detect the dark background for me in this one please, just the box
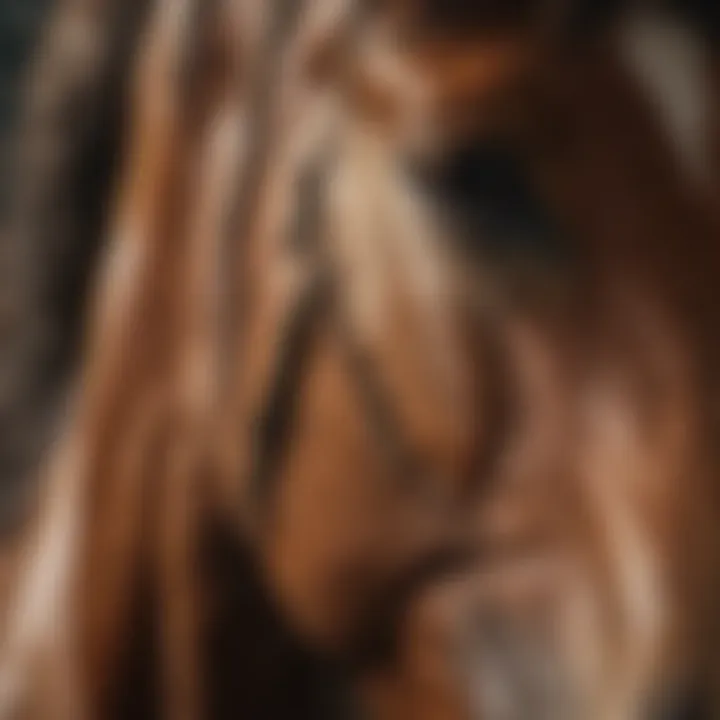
[0,0,50,131]
[0,0,51,205]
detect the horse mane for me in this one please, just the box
[0,1,718,718]
[0,2,354,717]
[0,0,151,533]
[1,0,716,544]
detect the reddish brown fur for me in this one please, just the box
[0,2,719,719]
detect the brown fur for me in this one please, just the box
[0,1,719,719]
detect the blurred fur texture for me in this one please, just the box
[0,0,151,532]
[0,1,718,719]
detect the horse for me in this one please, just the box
[0,0,719,719]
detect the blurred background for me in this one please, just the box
[0,0,49,217]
